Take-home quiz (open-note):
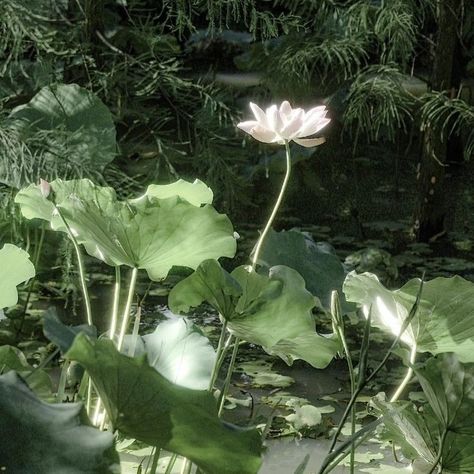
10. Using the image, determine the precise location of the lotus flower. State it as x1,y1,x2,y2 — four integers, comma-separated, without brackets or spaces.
39,179,51,198
237,101,330,147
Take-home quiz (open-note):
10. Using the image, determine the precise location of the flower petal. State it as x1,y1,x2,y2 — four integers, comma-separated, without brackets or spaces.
293,137,326,148
297,118,331,138
266,105,283,134
249,103,268,127
237,120,258,134
249,125,279,143
279,101,292,122
280,109,305,139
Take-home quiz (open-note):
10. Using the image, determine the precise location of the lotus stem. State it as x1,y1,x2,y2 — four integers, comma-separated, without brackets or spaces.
218,335,240,417
251,140,292,270
109,266,121,340
117,267,138,350
55,206,93,326
390,342,417,402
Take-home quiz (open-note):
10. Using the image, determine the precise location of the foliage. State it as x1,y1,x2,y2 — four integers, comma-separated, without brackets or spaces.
67,334,263,474
420,91,474,160
15,178,236,279
0,243,34,308
169,259,340,368
344,272,474,362
0,371,119,473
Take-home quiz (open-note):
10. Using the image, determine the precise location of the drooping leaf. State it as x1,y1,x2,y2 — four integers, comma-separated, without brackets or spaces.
168,259,242,320
0,371,119,473
344,272,474,361
170,261,339,368
8,83,116,167
66,334,263,474
374,388,474,473
43,307,96,354
128,317,216,390
0,345,51,398
15,179,236,280
0,243,35,308
254,229,352,310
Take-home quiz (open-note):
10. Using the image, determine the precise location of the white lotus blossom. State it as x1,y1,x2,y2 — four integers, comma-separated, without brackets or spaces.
39,179,51,198
237,101,330,147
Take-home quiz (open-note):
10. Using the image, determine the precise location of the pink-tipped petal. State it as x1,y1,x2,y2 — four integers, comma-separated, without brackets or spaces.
250,125,279,143
293,137,326,148
237,120,258,134
249,102,268,127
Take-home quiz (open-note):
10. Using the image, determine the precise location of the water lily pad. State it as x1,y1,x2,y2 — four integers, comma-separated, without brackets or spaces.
0,243,35,308
0,371,119,473
67,334,263,474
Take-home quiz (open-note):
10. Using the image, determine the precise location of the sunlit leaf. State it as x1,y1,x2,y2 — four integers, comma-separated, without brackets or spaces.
0,243,35,308
344,272,474,361
0,371,119,473
128,317,216,390
169,260,339,368
15,179,236,280
67,334,263,474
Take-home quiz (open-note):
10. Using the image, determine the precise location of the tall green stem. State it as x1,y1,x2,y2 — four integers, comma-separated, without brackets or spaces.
251,140,292,270
218,336,240,417
390,342,417,402
117,267,138,350
109,266,121,340
55,206,92,326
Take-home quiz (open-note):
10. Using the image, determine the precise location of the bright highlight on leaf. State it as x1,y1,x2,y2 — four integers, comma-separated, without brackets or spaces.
15,178,236,280
0,243,35,309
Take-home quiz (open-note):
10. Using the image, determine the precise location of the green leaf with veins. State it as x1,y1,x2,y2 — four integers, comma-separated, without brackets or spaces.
66,334,262,474
414,354,474,436
15,179,236,280
374,354,474,473
344,272,474,361
169,260,339,368
0,371,119,473
0,243,35,309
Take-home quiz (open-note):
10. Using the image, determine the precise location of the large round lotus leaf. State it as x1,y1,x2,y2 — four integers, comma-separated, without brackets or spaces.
67,334,263,474
129,317,217,390
141,179,213,206
0,243,35,309
169,260,339,369
8,84,116,168
344,272,474,362
0,371,119,473
15,179,236,279
253,229,352,311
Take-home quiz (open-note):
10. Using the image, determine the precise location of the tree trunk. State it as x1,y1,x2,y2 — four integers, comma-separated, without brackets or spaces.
413,0,462,242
